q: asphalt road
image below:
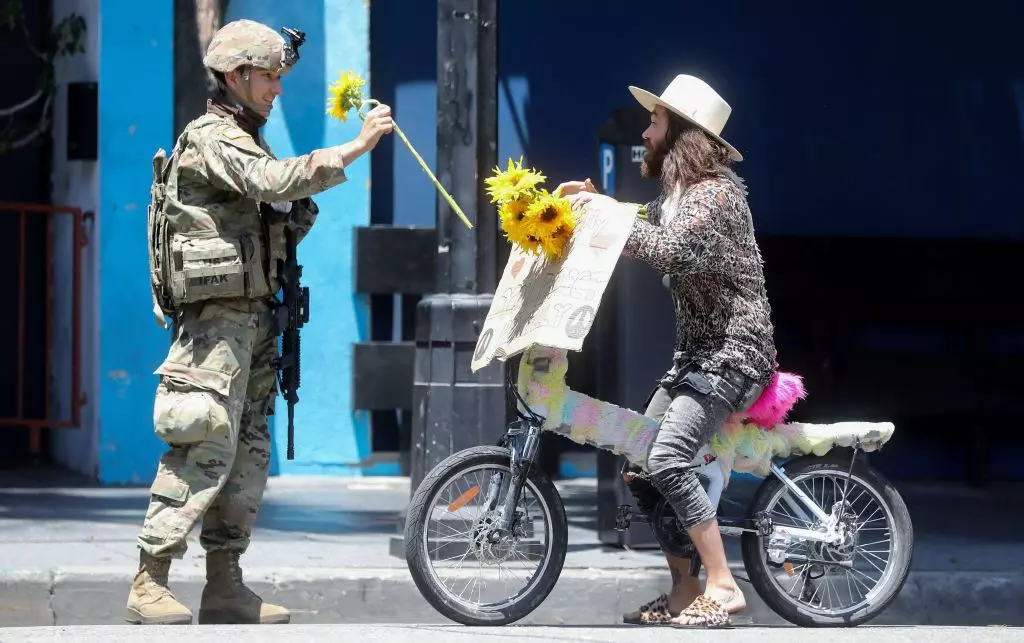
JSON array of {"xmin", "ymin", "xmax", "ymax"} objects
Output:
[{"xmin": 0, "ymin": 625, "xmax": 1021, "ymax": 643}]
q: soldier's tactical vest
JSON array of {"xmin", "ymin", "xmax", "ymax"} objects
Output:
[{"xmin": 147, "ymin": 115, "xmax": 277, "ymax": 328}]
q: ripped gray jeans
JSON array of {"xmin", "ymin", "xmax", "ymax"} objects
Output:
[{"xmin": 626, "ymin": 353, "xmax": 765, "ymax": 532}]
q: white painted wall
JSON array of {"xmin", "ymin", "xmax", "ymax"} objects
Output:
[{"xmin": 49, "ymin": 0, "xmax": 99, "ymax": 478}]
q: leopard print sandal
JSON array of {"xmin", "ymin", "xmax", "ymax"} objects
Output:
[
  {"xmin": 622, "ymin": 593, "xmax": 678, "ymax": 625},
  {"xmin": 669, "ymin": 594, "xmax": 733, "ymax": 629}
]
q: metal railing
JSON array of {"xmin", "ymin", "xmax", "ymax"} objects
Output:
[{"xmin": 0, "ymin": 202, "xmax": 88, "ymax": 458}]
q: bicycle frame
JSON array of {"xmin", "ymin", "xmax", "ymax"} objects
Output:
[{"xmin": 489, "ymin": 361, "xmax": 860, "ymax": 548}]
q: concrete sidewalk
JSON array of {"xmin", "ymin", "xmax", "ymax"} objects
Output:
[
  {"xmin": 4, "ymin": 625, "xmax": 1024, "ymax": 643},
  {"xmin": 1, "ymin": 467, "xmax": 1022, "ymax": 628}
]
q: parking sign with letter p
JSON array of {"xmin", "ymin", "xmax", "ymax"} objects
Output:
[{"xmin": 599, "ymin": 142, "xmax": 616, "ymax": 196}]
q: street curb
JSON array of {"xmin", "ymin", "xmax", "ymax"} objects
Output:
[{"xmin": 1, "ymin": 568, "xmax": 1021, "ymax": 627}]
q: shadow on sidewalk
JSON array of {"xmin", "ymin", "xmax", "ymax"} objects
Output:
[
  {"xmin": 3, "ymin": 462, "xmax": 1024, "ymax": 558},
  {"xmin": 0, "ymin": 463, "xmax": 407, "ymax": 537}
]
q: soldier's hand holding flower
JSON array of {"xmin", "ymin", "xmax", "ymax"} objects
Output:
[
  {"xmin": 326, "ymin": 69, "xmax": 473, "ymax": 229},
  {"xmin": 358, "ymin": 103, "xmax": 394, "ymax": 152}
]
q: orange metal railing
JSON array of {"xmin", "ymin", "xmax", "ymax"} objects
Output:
[{"xmin": 0, "ymin": 202, "xmax": 88, "ymax": 458}]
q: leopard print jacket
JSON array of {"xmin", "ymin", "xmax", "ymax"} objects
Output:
[{"xmin": 623, "ymin": 169, "xmax": 777, "ymax": 386}]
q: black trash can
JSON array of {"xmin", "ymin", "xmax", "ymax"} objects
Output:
[{"xmin": 408, "ymin": 292, "xmax": 506, "ymax": 492}]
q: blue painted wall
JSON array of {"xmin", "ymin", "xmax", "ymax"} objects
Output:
[
  {"xmin": 97, "ymin": 0, "xmax": 374, "ymax": 483},
  {"xmin": 96, "ymin": 0, "xmax": 174, "ymax": 484},
  {"xmin": 224, "ymin": 0, "xmax": 374, "ymax": 477}
]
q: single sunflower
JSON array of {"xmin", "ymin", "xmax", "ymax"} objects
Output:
[
  {"xmin": 485, "ymin": 157, "xmax": 546, "ymax": 204},
  {"xmin": 524, "ymin": 191, "xmax": 575, "ymax": 241},
  {"xmin": 326, "ymin": 70, "xmax": 366, "ymax": 122},
  {"xmin": 540, "ymin": 223, "xmax": 573, "ymax": 260}
]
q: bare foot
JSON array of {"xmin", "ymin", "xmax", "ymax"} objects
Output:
[{"xmin": 704, "ymin": 583, "xmax": 746, "ymax": 613}]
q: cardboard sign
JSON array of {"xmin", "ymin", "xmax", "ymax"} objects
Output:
[{"xmin": 471, "ymin": 195, "xmax": 637, "ymax": 372}]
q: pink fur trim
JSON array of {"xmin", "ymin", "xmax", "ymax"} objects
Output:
[{"xmin": 743, "ymin": 371, "xmax": 807, "ymax": 429}]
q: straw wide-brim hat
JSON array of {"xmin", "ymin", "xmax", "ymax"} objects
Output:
[{"xmin": 629, "ymin": 74, "xmax": 743, "ymax": 162}]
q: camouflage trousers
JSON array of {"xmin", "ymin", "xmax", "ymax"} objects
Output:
[{"xmin": 138, "ymin": 297, "xmax": 279, "ymax": 559}]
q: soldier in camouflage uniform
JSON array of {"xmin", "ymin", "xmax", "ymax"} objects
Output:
[{"xmin": 127, "ymin": 19, "xmax": 393, "ymax": 625}]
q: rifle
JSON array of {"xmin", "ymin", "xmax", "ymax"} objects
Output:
[
  {"xmin": 269, "ymin": 25, "xmax": 309, "ymax": 460},
  {"xmin": 273, "ymin": 215, "xmax": 309, "ymax": 461}
]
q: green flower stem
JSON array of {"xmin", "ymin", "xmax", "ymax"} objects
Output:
[
  {"xmin": 621, "ymin": 201, "xmax": 648, "ymax": 219},
  {"xmin": 358, "ymin": 99, "xmax": 473, "ymax": 230}
]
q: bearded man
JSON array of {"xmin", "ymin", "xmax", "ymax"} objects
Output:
[{"xmin": 558, "ymin": 74, "xmax": 777, "ymax": 629}]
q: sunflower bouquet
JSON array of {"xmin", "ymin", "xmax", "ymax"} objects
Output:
[
  {"xmin": 325, "ymin": 70, "xmax": 473, "ymax": 230},
  {"xmin": 485, "ymin": 157, "xmax": 578, "ymax": 262}
]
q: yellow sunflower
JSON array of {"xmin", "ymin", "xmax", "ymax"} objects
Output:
[
  {"xmin": 326, "ymin": 70, "xmax": 367, "ymax": 122},
  {"xmin": 485, "ymin": 157, "xmax": 546, "ymax": 204},
  {"xmin": 540, "ymin": 223, "xmax": 573, "ymax": 260},
  {"xmin": 523, "ymin": 191, "xmax": 576, "ymax": 241},
  {"xmin": 505, "ymin": 226, "xmax": 543, "ymax": 256},
  {"xmin": 498, "ymin": 197, "xmax": 530, "ymax": 228},
  {"xmin": 500, "ymin": 198, "xmax": 540, "ymax": 254}
]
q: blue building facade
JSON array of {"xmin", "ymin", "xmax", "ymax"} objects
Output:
[{"xmin": 80, "ymin": 0, "xmax": 1023, "ymax": 484}]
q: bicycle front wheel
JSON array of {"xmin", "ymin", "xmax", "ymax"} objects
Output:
[{"xmin": 403, "ymin": 446, "xmax": 568, "ymax": 626}]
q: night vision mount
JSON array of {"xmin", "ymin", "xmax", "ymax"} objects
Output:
[{"xmin": 281, "ymin": 27, "xmax": 306, "ymax": 66}]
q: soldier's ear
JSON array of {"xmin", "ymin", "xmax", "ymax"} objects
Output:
[{"xmin": 223, "ymin": 68, "xmax": 245, "ymax": 92}]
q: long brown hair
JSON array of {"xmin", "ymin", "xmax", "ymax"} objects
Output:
[{"xmin": 641, "ymin": 111, "xmax": 735, "ymax": 194}]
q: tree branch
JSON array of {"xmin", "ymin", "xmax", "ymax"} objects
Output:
[
  {"xmin": 0, "ymin": 88, "xmax": 43, "ymax": 118},
  {"xmin": 3, "ymin": 91, "xmax": 53, "ymax": 153},
  {"xmin": 20, "ymin": 19, "xmax": 45, "ymax": 60}
]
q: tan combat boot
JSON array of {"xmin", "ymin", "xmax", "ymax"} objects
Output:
[
  {"xmin": 198, "ymin": 549, "xmax": 290, "ymax": 624},
  {"xmin": 125, "ymin": 551, "xmax": 193, "ymax": 625}
]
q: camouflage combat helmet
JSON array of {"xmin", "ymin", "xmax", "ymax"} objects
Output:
[{"xmin": 203, "ymin": 19, "xmax": 299, "ymax": 74}]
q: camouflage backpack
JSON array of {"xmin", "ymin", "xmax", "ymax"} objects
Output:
[
  {"xmin": 146, "ymin": 115, "xmax": 273, "ymax": 328},
  {"xmin": 146, "ymin": 127, "xmax": 191, "ymax": 329}
]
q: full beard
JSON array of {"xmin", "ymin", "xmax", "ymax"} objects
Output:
[{"xmin": 640, "ymin": 138, "xmax": 669, "ymax": 179}]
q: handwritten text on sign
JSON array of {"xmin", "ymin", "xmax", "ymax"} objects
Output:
[{"xmin": 471, "ymin": 195, "xmax": 637, "ymax": 372}]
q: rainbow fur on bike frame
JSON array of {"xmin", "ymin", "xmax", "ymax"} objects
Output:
[
  {"xmin": 516, "ymin": 345, "xmax": 894, "ymax": 482},
  {"xmin": 515, "ymin": 346, "xmax": 662, "ymax": 469}
]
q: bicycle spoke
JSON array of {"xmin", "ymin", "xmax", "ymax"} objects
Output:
[
  {"xmin": 420, "ymin": 462, "xmax": 552, "ymax": 610},
  {"xmin": 761, "ymin": 470, "xmax": 897, "ymax": 617}
]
